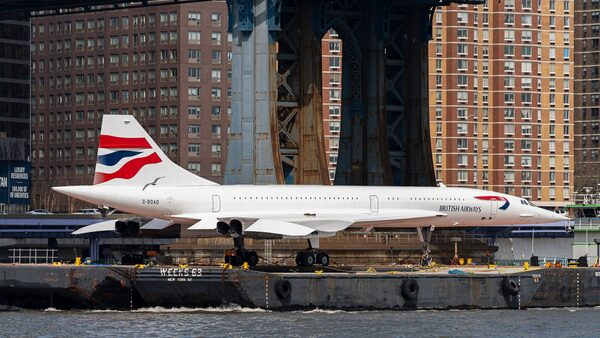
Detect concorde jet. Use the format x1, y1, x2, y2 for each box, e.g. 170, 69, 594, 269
53, 115, 569, 266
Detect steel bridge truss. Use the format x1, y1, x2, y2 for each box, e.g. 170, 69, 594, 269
226, 0, 484, 186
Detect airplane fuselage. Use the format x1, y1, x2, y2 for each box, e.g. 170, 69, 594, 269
57, 184, 566, 229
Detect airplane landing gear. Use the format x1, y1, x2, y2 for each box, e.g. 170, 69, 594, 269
295, 249, 329, 267
295, 239, 329, 267
224, 248, 258, 267
222, 222, 259, 267
417, 226, 434, 266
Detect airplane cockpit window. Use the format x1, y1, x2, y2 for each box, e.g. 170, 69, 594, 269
520, 199, 534, 206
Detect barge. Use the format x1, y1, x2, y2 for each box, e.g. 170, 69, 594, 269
1, 264, 599, 311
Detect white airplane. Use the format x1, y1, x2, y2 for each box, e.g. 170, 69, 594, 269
53, 115, 569, 267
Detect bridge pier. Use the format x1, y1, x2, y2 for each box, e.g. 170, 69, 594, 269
225, 0, 456, 186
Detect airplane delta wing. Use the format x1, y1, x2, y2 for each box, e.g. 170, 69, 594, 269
245, 219, 315, 237
72, 218, 176, 236
176, 208, 447, 237
140, 218, 176, 230
72, 219, 118, 235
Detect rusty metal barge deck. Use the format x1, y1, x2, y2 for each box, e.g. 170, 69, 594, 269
1, 264, 599, 311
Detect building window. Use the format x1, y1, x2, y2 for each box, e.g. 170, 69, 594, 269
330, 73, 341, 85
188, 143, 201, 155
211, 32, 221, 45
212, 106, 221, 119
188, 12, 201, 22
211, 144, 221, 157
211, 88, 221, 99
188, 67, 201, 79
188, 124, 200, 137
329, 89, 341, 100
188, 162, 201, 173
188, 49, 201, 60
329, 121, 341, 133
211, 69, 221, 82
211, 50, 222, 64
329, 41, 340, 52
188, 31, 201, 42
211, 13, 222, 26
329, 106, 341, 117
212, 124, 221, 137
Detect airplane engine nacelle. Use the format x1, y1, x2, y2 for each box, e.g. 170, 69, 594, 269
216, 219, 243, 236
115, 220, 140, 237
217, 221, 230, 235
230, 219, 243, 235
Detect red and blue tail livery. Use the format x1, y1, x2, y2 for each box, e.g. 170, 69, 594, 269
93, 135, 162, 184
474, 195, 510, 210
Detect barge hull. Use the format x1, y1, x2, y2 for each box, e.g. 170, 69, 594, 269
2, 265, 600, 311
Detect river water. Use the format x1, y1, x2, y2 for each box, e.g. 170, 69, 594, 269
2, 307, 600, 337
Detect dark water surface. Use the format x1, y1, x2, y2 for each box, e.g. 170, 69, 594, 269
3, 306, 600, 337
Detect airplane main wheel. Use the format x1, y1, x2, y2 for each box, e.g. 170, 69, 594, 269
246, 251, 259, 267
303, 252, 315, 267
296, 252, 305, 267
316, 252, 329, 266
225, 254, 243, 266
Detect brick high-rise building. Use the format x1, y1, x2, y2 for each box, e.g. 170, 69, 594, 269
429, 1, 574, 207
30, 2, 231, 211
321, 29, 342, 183
574, 0, 600, 196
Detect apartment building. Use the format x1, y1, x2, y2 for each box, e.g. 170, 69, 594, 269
574, 0, 600, 195
321, 29, 343, 183
429, 0, 574, 207
30, 2, 231, 211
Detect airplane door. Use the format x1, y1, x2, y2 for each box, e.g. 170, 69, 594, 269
370, 195, 379, 213
212, 195, 221, 212
491, 199, 498, 217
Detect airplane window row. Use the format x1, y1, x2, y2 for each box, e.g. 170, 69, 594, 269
232, 196, 359, 200
404, 197, 466, 201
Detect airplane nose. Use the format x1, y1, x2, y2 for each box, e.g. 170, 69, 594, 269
543, 210, 570, 222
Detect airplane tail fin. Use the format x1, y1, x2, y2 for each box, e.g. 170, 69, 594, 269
93, 115, 218, 187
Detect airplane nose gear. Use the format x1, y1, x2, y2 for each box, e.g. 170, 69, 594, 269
417, 226, 434, 266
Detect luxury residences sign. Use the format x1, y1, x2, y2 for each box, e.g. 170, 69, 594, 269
0, 161, 30, 205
